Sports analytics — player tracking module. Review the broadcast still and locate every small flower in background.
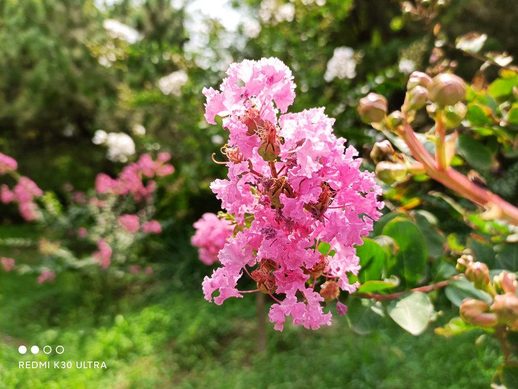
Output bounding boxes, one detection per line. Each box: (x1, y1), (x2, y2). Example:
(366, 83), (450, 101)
(103, 19), (142, 44)
(158, 70), (188, 96)
(1, 257), (16, 272)
(119, 214), (140, 234)
(37, 269), (56, 284)
(260, 0), (295, 24)
(93, 130), (135, 163)
(131, 124), (146, 136)
(1, 175), (43, 221)
(398, 58), (416, 74)
(191, 213), (233, 266)
(94, 239), (112, 269)
(0, 152), (18, 174)
(77, 227), (88, 238)
(142, 220), (162, 234)
(324, 47), (357, 82)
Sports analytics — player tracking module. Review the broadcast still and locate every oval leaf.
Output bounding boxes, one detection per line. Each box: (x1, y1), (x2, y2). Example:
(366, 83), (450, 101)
(387, 292), (435, 336)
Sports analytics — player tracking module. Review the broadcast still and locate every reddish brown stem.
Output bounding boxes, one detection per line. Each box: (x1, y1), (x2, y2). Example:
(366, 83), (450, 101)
(434, 112), (448, 171)
(401, 123), (518, 225)
(357, 279), (452, 301)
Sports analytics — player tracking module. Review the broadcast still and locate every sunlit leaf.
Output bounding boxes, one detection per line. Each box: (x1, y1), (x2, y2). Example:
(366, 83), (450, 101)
(387, 292), (435, 336)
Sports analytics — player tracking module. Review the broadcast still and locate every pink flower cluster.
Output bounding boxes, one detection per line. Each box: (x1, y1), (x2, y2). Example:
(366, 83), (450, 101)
(118, 214), (162, 234)
(192, 213), (233, 265)
(0, 153), (43, 221)
(200, 58), (383, 330)
(0, 153), (17, 174)
(94, 239), (112, 269)
(96, 153), (174, 201)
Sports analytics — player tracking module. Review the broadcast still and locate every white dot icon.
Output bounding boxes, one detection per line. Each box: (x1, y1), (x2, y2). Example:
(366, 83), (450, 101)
(18, 345), (27, 355)
(31, 345), (39, 354)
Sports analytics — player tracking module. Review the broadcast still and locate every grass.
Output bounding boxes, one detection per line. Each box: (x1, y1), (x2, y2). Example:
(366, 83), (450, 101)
(0, 226), (501, 388)
(0, 266), (501, 389)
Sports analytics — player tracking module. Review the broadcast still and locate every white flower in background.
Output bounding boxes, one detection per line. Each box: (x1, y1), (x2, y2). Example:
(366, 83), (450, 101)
(92, 130), (108, 145)
(158, 70), (189, 96)
(103, 19), (142, 44)
(243, 19), (261, 38)
(324, 47), (357, 82)
(301, 0), (326, 5)
(260, 0), (295, 24)
(211, 134), (224, 145)
(93, 131), (136, 162)
(455, 33), (487, 54)
(132, 124), (146, 136)
(398, 58), (416, 74)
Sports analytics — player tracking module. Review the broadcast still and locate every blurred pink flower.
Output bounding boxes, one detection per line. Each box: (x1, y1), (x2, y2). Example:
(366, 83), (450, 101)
(0, 152), (17, 174)
(1, 257), (16, 272)
(192, 213), (233, 265)
(0, 185), (15, 203)
(119, 214), (140, 233)
(77, 227), (88, 238)
(142, 220), (161, 234)
(37, 269), (56, 284)
(94, 239), (112, 269)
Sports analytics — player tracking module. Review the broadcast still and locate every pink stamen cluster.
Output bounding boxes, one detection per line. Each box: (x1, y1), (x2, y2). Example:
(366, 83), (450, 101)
(0, 153), (43, 221)
(96, 153), (174, 201)
(200, 58), (383, 330)
(192, 213), (233, 265)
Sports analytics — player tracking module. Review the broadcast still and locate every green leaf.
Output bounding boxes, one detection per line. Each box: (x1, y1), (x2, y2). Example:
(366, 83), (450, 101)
(435, 316), (477, 337)
(347, 298), (385, 335)
(387, 292), (435, 336)
(373, 212), (406, 236)
(414, 211), (445, 259)
(317, 241), (331, 255)
(357, 276), (399, 293)
(357, 238), (387, 282)
(488, 76), (518, 99)
(382, 218), (427, 285)
(444, 278), (493, 306)
(466, 103), (492, 127)
(502, 365), (518, 388)
(457, 134), (493, 172)
(495, 243), (518, 271)
(507, 103), (518, 126)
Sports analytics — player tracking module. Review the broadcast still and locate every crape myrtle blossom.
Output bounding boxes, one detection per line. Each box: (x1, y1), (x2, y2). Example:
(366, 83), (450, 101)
(0, 152), (17, 174)
(95, 153), (174, 201)
(92, 131), (136, 163)
(0, 153), (43, 221)
(199, 58), (383, 331)
(192, 213), (233, 265)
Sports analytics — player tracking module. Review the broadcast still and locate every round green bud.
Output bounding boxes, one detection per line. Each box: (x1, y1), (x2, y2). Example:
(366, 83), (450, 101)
(375, 161), (407, 184)
(406, 85), (429, 111)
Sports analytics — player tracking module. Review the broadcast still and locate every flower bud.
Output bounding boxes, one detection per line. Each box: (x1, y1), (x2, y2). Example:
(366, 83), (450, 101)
(460, 298), (498, 328)
(491, 293), (518, 325)
(443, 102), (467, 129)
(407, 71), (433, 90)
(406, 85), (429, 111)
(456, 252), (474, 272)
(370, 140), (395, 163)
(320, 280), (340, 301)
(493, 271), (517, 295)
(465, 261), (491, 290)
(358, 93), (388, 124)
(429, 73), (466, 107)
(384, 110), (404, 132)
(375, 161), (408, 184)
